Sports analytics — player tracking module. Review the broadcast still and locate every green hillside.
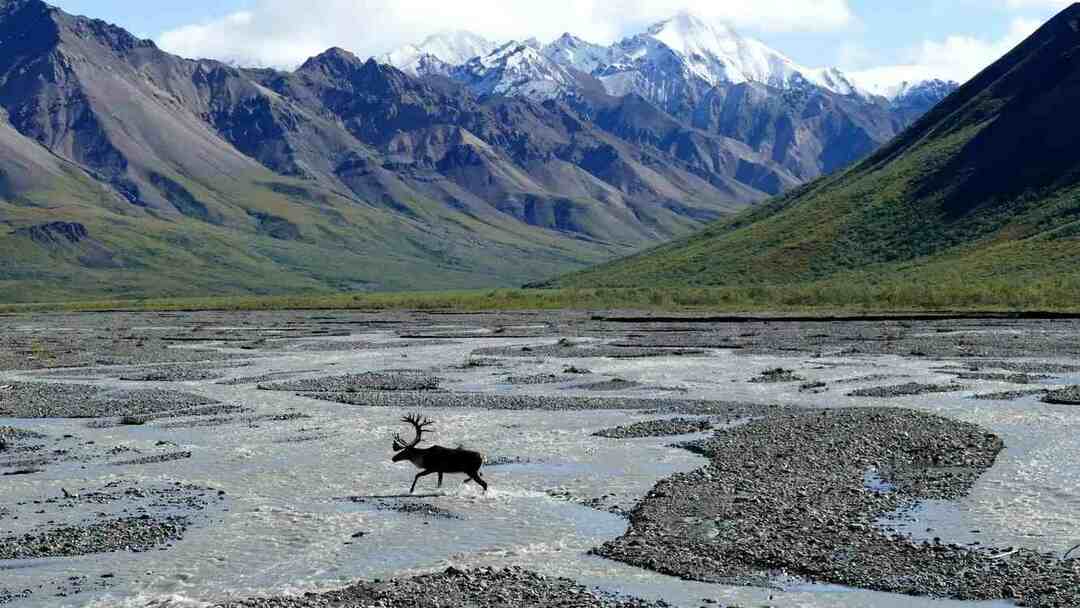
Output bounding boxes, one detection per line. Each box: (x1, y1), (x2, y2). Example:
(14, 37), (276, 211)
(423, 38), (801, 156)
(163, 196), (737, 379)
(543, 5), (1080, 292)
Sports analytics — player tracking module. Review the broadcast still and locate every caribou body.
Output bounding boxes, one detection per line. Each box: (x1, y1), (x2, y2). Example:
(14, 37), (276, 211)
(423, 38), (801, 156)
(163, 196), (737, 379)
(391, 414), (487, 493)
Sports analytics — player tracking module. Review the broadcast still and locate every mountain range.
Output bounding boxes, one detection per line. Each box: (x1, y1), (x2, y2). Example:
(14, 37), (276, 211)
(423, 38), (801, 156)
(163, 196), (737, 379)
(0, 0), (956, 302)
(544, 4), (1080, 291)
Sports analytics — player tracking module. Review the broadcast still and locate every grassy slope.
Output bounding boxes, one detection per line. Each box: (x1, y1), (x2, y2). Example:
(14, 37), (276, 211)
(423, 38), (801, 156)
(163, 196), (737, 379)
(0, 155), (628, 303)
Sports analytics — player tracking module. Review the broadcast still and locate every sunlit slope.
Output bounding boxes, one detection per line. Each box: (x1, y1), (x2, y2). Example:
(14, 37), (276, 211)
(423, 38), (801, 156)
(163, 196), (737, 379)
(544, 5), (1080, 289)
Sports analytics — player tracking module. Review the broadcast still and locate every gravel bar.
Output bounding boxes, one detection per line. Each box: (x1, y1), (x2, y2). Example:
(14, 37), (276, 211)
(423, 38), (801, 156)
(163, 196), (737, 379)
(847, 382), (968, 398)
(1043, 386), (1080, 405)
(312, 390), (782, 416)
(595, 407), (1080, 607)
(594, 417), (715, 439)
(471, 344), (706, 359)
(218, 566), (671, 608)
(0, 382), (218, 418)
(0, 516), (188, 559)
(973, 389), (1052, 401)
(260, 372), (441, 392)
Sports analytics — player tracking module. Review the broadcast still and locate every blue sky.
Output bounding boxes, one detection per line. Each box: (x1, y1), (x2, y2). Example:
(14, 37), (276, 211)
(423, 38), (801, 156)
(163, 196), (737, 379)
(49, 0), (1074, 87)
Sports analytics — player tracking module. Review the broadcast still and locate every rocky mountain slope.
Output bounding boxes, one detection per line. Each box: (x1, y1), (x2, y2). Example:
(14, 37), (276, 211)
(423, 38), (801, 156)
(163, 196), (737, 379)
(543, 4), (1080, 290)
(387, 12), (959, 183)
(0, 0), (785, 301)
(0, 1), (955, 302)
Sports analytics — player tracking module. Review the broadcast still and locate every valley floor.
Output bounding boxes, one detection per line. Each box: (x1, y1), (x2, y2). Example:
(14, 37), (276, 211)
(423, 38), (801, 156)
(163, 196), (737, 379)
(0, 311), (1078, 607)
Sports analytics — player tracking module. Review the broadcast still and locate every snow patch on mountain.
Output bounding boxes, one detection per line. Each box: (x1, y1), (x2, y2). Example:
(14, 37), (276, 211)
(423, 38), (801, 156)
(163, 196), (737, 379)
(451, 41), (582, 100)
(609, 12), (859, 95)
(383, 31), (497, 76)
(541, 33), (610, 73)
(854, 77), (960, 102)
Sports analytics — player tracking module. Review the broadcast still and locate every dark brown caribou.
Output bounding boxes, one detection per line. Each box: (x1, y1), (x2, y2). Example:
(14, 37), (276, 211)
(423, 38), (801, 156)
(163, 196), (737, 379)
(391, 413), (487, 493)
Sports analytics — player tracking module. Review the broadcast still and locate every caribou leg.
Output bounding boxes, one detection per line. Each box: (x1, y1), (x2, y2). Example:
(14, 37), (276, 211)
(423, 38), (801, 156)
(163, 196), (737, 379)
(438, 472), (444, 488)
(468, 470), (488, 492)
(411, 470), (435, 493)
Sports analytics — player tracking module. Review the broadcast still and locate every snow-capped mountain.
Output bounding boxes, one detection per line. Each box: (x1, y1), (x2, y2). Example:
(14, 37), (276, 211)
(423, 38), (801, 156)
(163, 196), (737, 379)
(881, 78), (960, 103)
(372, 12), (957, 186)
(382, 31), (498, 77)
(541, 34), (611, 74)
(598, 13), (861, 99)
(450, 41), (584, 100)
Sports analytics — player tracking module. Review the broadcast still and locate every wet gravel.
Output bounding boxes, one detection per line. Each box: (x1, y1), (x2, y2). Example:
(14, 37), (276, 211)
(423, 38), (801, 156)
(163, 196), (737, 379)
(315, 390), (780, 417)
(219, 566), (671, 608)
(0, 589), (30, 605)
(504, 373), (577, 385)
(747, 368), (805, 383)
(960, 360), (1080, 374)
(0, 426), (46, 444)
(594, 417), (714, 439)
(847, 382), (968, 398)
(0, 517), (189, 559)
(0, 382), (219, 418)
(472, 343), (706, 359)
(283, 339), (454, 352)
(216, 371), (319, 386)
(595, 407), (1080, 607)
(259, 372), (441, 392)
(575, 378), (643, 392)
(340, 497), (463, 520)
(118, 367), (230, 382)
(110, 451), (193, 466)
(1043, 386), (1080, 405)
(949, 372), (1052, 384)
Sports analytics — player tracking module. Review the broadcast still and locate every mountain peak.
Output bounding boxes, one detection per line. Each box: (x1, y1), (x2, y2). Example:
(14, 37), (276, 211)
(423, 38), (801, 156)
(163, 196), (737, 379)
(383, 30), (497, 76)
(297, 46), (363, 75)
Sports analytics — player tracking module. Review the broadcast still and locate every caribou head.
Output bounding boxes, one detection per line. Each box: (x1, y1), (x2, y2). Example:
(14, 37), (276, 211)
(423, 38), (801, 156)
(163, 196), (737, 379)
(391, 413), (488, 493)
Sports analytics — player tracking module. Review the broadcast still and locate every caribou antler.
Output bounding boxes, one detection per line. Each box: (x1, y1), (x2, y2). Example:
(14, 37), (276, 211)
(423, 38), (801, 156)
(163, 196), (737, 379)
(392, 413), (434, 452)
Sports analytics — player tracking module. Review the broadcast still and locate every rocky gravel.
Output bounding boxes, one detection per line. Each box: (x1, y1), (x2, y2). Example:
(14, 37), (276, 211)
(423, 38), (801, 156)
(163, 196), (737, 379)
(594, 418), (715, 439)
(217, 371), (319, 386)
(973, 389), (1052, 401)
(575, 378), (643, 391)
(110, 451), (193, 466)
(472, 343), (705, 359)
(218, 566), (671, 608)
(0, 382), (219, 418)
(283, 339), (454, 352)
(0, 426), (46, 444)
(847, 382), (968, 398)
(315, 390), (780, 417)
(260, 372), (441, 392)
(595, 407), (1080, 607)
(503, 373), (576, 385)
(949, 372), (1052, 384)
(1043, 386), (1080, 405)
(960, 360), (1080, 374)
(340, 497), (463, 520)
(747, 367), (805, 383)
(0, 589), (31, 605)
(118, 367), (231, 382)
(0, 517), (188, 559)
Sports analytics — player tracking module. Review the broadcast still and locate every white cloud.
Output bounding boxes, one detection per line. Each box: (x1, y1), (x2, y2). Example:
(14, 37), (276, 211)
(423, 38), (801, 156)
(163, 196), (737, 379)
(848, 17), (1041, 92)
(156, 0), (855, 68)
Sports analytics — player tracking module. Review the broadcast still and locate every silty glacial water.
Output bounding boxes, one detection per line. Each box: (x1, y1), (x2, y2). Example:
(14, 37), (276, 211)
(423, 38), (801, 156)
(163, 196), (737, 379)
(0, 327), (1073, 607)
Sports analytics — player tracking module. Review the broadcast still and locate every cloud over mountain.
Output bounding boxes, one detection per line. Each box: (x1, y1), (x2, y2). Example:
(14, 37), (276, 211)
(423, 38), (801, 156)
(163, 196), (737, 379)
(157, 0), (856, 68)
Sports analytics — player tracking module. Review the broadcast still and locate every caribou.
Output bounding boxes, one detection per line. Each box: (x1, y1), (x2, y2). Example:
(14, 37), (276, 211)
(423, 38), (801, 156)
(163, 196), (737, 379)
(391, 413), (488, 493)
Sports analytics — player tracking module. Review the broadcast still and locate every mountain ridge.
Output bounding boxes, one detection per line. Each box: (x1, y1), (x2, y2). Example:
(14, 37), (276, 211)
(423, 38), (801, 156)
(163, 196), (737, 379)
(384, 13), (958, 186)
(541, 3), (1080, 290)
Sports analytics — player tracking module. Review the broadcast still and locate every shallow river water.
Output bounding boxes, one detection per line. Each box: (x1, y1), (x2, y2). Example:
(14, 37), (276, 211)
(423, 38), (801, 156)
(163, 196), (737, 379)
(2, 328), (1076, 608)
